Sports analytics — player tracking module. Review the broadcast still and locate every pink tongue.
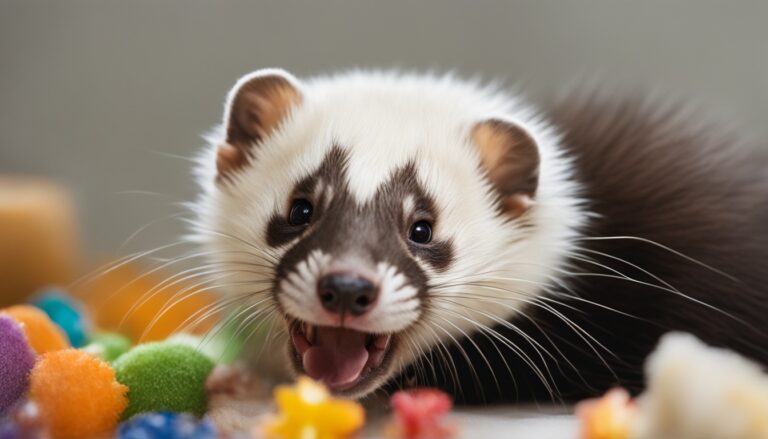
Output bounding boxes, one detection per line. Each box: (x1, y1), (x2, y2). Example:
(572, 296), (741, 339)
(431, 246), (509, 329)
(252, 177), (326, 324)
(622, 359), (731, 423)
(302, 327), (369, 387)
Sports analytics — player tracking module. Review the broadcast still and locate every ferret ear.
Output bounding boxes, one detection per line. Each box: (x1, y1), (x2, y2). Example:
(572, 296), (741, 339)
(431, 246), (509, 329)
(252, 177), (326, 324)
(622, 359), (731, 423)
(471, 118), (540, 218)
(216, 68), (303, 179)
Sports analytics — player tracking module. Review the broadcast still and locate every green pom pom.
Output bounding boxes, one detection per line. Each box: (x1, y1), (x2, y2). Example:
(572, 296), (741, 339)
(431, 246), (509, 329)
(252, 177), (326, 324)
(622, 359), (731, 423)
(113, 341), (215, 419)
(83, 332), (132, 363)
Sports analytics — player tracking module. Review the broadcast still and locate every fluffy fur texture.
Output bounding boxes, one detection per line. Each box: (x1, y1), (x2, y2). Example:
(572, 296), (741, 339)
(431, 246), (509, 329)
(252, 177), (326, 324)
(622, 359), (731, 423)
(192, 69), (768, 402)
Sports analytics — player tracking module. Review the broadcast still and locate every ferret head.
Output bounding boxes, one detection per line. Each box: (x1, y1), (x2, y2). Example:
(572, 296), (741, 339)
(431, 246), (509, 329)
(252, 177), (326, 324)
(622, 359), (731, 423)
(193, 69), (583, 398)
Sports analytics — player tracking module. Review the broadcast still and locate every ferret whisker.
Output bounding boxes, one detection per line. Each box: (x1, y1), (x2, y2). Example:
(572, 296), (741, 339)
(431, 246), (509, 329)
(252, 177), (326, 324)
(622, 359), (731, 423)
(574, 248), (682, 293)
(407, 319), (463, 397)
(181, 219), (280, 263)
(140, 277), (269, 341)
(430, 313), (499, 403)
(406, 333), (439, 387)
(90, 248), (261, 307)
(562, 271), (750, 325)
(242, 307), (282, 363)
(237, 302), (280, 340)
(432, 292), (607, 394)
(199, 298), (276, 349)
(438, 283), (620, 378)
(429, 301), (559, 402)
(418, 316), (469, 400)
(68, 241), (191, 290)
(222, 301), (276, 349)
(171, 292), (257, 337)
(432, 297), (561, 366)
(575, 235), (740, 283)
(116, 212), (191, 255)
(433, 281), (583, 316)
(119, 263), (268, 328)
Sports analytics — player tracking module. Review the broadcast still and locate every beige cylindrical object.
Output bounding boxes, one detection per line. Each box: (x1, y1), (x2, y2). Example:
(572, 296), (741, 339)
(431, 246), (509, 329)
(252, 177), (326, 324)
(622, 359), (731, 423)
(0, 177), (80, 306)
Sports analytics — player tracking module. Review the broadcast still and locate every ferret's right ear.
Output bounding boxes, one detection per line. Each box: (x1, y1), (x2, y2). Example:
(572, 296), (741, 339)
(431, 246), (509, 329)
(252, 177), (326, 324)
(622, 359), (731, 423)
(216, 69), (303, 179)
(471, 118), (540, 218)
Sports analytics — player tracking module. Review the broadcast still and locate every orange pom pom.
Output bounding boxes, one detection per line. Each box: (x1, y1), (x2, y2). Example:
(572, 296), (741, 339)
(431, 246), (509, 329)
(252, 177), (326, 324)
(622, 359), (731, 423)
(29, 349), (128, 439)
(1, 305), (69, 354)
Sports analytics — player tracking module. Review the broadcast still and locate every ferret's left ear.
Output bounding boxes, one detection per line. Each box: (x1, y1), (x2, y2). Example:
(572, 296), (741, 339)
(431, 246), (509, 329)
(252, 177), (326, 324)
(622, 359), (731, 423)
(471, 118), (540, 218)
(216, 68), (303, 179)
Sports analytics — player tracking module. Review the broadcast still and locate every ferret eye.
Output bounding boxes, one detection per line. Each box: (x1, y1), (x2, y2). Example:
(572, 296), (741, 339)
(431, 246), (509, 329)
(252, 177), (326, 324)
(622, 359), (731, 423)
(288, 199), (313, 226)
(409, 221), (432, 244)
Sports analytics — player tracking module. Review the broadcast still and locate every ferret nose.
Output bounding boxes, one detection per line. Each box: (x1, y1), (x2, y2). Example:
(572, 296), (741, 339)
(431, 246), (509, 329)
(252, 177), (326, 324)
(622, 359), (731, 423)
(318, 272), (378, 316)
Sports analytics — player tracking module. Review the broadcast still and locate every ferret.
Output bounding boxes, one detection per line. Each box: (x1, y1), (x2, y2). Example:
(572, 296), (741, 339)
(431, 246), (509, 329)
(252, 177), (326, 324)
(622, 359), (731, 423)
(192, 69), (768, 403)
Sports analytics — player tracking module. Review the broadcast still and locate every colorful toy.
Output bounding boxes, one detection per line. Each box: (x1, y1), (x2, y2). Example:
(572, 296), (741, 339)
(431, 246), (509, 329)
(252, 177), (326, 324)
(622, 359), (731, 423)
(83, 332), (133, 363)
(0, 305), (69, 354)
(114, 341), (215, 419)
(117, 412), (217, 439)
(0, 400), (49, 439)
(0, 316), (36, 413)
(576, 388), (636, 439)
(32, 290), (89, 347)
(259, 376), (365, 439)
(631, 333), (768, 439)
(388, 388), (456, 439)
(0, 418), (19, 439)
(29, 348), (128, 439)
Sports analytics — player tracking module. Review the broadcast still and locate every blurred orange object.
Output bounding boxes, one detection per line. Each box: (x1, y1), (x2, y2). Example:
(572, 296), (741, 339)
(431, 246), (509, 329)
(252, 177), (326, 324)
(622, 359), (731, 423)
(576, 388), (637, 439)
(74, 263), (218, 343)
(1, 305), (70, 354)
(0, 177), (80, 306)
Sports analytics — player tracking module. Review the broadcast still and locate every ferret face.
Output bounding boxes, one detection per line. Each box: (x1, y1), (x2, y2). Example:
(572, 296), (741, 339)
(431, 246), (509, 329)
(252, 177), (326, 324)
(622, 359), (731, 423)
(193, 69), (583, 398)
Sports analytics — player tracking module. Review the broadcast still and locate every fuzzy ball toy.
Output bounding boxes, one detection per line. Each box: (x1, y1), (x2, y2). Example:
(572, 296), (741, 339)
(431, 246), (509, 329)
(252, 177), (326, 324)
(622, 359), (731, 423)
(0, 305), (69, 354)
(114, 341), (215, 419)
(29, 349), (128, 439)
(117, 412), (217, 439)
(84, 332), (133, 363)
(32, 290), (89, 347)
(0, 316), (36, 413)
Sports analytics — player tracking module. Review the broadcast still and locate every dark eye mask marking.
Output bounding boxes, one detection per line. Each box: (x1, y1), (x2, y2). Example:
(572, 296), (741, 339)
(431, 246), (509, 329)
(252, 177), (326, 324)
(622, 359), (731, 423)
(269, 147), (455, 304)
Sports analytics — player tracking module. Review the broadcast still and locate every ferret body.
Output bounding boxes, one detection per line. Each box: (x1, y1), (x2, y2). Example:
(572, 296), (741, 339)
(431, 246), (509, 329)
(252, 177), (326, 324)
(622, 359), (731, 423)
(194, 69), (768, 402)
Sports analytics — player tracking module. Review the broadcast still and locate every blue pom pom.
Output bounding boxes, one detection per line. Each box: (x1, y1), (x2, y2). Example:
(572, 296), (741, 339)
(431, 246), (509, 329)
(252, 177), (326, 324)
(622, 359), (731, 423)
(31, 289), (89, 347)
(117, 412), (217, 439)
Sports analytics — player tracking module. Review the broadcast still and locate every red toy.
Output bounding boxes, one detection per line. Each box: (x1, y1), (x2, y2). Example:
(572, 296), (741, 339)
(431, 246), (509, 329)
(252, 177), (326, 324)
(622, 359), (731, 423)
(389, 389), (456, 439)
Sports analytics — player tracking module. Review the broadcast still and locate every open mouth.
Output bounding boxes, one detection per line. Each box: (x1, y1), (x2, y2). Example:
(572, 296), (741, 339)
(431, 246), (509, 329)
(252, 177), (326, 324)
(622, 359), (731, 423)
(290, 320), (394, 393)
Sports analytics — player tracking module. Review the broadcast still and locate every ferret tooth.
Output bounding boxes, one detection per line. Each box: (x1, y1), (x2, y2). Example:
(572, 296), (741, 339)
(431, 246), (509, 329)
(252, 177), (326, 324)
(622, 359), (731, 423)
(306, 324), (316, 344)
(374, 334), (391, 350)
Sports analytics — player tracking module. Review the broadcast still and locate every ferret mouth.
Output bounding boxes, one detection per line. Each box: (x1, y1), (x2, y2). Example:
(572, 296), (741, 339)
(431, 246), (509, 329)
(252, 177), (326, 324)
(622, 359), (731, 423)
(289, 320), (395, 394)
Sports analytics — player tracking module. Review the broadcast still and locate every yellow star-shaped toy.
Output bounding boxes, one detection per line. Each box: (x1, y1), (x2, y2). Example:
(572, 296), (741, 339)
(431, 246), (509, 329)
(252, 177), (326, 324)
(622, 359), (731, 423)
(260, 377), (365, 439)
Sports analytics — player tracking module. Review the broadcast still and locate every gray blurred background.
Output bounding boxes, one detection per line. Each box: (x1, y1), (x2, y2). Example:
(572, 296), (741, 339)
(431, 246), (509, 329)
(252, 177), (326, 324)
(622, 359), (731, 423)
(1, 0), (767, 258)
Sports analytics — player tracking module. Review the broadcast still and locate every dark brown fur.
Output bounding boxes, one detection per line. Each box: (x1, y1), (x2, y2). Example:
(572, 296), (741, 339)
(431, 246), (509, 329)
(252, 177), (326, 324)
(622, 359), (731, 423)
(391, 94), (768, 403)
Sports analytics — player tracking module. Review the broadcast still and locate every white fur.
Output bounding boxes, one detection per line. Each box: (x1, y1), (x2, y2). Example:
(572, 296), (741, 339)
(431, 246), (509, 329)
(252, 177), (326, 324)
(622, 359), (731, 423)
(278, 249), (420, 334)
(192, 70), (587, 374)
